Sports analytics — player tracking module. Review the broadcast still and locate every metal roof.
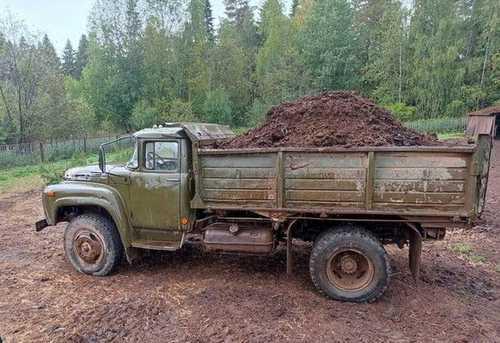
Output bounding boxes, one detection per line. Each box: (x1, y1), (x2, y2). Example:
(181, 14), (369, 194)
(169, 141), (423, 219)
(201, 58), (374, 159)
(468, 105), (500, 117)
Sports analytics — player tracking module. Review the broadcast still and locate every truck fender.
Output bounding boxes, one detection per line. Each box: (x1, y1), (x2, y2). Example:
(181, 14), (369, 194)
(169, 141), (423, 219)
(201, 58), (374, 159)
(44, 183), (133, 256)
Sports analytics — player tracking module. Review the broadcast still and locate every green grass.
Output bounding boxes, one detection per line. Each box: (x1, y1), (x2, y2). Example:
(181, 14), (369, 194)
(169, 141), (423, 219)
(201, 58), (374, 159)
(450, 243), (487, 264)
(405, 116), (467, 134)
(438, 132), (465, 140)
(0, 149), (131, 194)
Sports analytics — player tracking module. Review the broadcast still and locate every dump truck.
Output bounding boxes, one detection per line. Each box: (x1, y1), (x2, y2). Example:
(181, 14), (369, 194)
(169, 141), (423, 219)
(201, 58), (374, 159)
(35, 123), (493, 302)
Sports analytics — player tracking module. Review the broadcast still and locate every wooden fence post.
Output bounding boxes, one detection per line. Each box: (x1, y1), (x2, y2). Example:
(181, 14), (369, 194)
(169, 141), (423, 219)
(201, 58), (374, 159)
(83, 136), (87, 153)
(39, 142), (45, 163)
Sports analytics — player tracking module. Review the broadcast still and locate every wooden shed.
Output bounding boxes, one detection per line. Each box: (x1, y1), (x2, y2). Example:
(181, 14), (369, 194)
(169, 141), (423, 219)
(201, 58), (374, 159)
(466, 106), (500, 138)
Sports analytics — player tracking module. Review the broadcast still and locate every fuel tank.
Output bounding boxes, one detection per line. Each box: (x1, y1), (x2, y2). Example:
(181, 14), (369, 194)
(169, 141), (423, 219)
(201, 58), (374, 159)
(203, 222), (274, 254)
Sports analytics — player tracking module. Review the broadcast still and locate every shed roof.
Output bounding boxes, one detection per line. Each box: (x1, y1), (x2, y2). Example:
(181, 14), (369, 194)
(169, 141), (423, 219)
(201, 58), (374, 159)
(468, 105), (500, 117)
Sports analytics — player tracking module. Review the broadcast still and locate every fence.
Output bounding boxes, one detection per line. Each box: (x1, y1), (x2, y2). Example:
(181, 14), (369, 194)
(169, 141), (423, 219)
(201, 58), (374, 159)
(404, 116), (468, 134)
(0, 135), (121, 169)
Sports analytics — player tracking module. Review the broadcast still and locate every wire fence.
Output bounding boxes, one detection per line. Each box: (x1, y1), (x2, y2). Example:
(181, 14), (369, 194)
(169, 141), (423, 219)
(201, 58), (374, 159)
(404, 116), (468, 134)
(0, 134), (122, 169)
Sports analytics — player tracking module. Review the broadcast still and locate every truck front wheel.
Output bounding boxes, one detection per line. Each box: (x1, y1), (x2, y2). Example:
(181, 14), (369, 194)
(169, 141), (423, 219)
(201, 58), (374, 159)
(64, 213), (123, 276)
(310, 228), (390, 303)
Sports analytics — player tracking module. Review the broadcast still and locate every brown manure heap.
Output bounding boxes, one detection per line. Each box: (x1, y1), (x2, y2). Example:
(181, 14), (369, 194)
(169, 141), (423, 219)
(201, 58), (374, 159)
(215, 91), (440, 149)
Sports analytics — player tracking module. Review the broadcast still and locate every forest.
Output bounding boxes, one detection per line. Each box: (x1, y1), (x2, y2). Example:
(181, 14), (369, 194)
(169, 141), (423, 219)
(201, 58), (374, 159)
(0, 0), (499, 145)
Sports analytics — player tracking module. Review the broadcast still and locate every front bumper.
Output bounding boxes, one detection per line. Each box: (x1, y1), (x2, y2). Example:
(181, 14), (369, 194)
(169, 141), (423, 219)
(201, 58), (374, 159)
(35, 219), (49, 232)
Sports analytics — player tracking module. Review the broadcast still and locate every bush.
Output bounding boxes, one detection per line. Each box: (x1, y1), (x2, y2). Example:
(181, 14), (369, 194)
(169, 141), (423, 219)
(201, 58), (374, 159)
(384, 103), (417, 121)
(203, 89), (232, 125)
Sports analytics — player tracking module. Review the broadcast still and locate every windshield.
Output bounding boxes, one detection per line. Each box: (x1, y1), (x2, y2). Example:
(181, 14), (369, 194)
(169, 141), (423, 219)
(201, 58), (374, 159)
(100, 136), (137, 171)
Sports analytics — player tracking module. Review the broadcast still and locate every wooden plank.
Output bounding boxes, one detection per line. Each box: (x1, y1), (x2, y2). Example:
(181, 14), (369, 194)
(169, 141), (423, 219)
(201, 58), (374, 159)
(285, 179), (365, 191)
(201, 153), (276, 168)
(365, 151), (375, 209)
(375, 152), (468, 168)
(204, 200), (276, 208)
(202, 167), (276, 178)
(286, 190), (364, 202)
(286, 201), (365, 209)
(373, 192), (465, 204)
(372, 203), (464, 212)
(202, 178), (274, 190)
(203, 189), (275, 201)
(285, 153), (365, 169)
(375, 180), (465, 193)
(375, 167), (466, 180)
(286, 168), (366, 179)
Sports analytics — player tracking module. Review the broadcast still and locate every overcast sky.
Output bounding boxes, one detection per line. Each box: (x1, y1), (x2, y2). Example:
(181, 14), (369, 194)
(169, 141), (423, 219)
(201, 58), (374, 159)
(0, 0), (274, 54)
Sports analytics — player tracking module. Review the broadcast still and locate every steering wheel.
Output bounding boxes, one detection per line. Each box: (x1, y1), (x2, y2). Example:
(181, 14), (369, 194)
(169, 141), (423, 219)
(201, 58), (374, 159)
(146, 151), (177, 170)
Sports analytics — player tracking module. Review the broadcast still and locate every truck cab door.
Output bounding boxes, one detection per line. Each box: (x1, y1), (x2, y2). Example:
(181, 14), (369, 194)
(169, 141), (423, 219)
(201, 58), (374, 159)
(128, 140), (182, 244)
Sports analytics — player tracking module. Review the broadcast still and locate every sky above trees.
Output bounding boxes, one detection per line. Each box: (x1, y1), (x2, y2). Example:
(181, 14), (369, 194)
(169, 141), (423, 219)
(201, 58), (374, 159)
(0, 0), (293, 53)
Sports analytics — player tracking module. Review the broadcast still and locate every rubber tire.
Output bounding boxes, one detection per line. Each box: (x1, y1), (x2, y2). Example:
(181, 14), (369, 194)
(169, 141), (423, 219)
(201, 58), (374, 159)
(310, 227), (390, 303)
(64, 213), (123, 276)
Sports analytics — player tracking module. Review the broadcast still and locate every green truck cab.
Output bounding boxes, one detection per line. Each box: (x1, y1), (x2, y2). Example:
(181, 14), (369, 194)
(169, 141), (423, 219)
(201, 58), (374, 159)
(36, 123), (492, 303)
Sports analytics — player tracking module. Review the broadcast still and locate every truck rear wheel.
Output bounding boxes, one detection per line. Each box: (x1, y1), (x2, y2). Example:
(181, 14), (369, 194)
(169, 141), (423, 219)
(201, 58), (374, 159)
(309, 227), (390, 303)
(64, 213), (123, 276)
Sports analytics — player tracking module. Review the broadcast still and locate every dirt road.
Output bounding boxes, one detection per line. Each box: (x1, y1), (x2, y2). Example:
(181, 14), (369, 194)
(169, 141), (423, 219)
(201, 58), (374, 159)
(1, 143), (499, 342)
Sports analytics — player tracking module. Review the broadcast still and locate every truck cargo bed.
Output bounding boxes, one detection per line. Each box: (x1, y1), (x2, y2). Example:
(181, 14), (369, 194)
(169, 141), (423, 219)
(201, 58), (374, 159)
(191, 143), (489, 221)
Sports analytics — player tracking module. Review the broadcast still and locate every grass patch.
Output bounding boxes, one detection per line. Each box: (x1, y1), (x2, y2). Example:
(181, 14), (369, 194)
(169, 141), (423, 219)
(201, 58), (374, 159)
(438, 132), (465, 140)
(0, 148), (134, 194)
(450, 243), (487, 264)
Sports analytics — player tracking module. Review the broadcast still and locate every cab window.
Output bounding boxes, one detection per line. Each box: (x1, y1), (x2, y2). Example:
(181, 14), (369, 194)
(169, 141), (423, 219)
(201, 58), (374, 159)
(144, 141), (179, 171)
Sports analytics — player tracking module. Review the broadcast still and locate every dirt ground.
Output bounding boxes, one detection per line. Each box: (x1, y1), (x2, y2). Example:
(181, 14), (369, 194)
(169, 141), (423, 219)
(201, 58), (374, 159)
(1, 143), (499, 342)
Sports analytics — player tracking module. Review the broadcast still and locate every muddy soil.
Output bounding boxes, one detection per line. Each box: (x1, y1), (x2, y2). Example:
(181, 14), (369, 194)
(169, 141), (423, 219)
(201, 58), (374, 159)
(216, 92), (440, 149)
(1, 143), (500, 342)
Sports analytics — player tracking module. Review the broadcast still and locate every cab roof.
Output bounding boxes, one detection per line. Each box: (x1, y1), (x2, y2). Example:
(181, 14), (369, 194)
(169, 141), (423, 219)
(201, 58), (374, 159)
(133, 122), (235, 142)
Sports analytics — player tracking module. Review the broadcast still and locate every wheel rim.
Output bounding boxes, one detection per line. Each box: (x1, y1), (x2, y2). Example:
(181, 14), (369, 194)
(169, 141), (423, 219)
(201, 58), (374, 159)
(73, 230), (105, 266)
(326, 249), (375, 292)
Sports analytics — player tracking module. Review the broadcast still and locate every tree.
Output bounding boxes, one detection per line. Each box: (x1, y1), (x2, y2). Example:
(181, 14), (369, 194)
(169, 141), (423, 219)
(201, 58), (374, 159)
(255, 0), (298, 105)
(356, 0), (406, 104)
(39, 34), (60, 69)
(75, 34), (89, 79)
(62, 39), (76, 77)
(204, 0), (215, 44)
(407, 0), (465, 117)
(203, 88), (232, 124)
(298, 0), (361, 91)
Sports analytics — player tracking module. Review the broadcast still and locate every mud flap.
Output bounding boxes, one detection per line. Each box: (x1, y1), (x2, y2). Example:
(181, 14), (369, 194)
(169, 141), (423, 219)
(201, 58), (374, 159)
(408, 226), (422, 281)
(286, 220), (298, 275)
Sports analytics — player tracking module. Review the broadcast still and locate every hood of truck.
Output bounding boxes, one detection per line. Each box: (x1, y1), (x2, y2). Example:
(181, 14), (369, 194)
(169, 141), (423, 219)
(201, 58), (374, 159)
(64, 165), (106, 182)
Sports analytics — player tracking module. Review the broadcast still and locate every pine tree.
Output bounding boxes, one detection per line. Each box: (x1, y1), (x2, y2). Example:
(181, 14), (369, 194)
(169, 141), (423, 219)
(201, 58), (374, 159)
(204, 0), (215, 44)
(39, 34), (60, 69)
(75, 34), (89, 79)
(62, 39), (76, 77)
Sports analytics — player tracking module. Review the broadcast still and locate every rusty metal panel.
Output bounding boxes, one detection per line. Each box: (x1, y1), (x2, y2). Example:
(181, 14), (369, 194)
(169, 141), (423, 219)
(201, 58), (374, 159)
(374, 192), (465, 204)
(375, 152), (468, 168)
(203, 189), (275, 201)
(373, 151), (469, 210)
(203, 178), (273, 189)
(286, 190), (364, 202)
(286, 168), (366, 179)
(196, 147), (477, 218)
(375, 180), (465, 193)
(199, 153), (277, 206)
(283, 151), (367, 209)
(286, 179), (365, 191)
(202, 167), (276, 178)
(375, 167), (467, 180)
